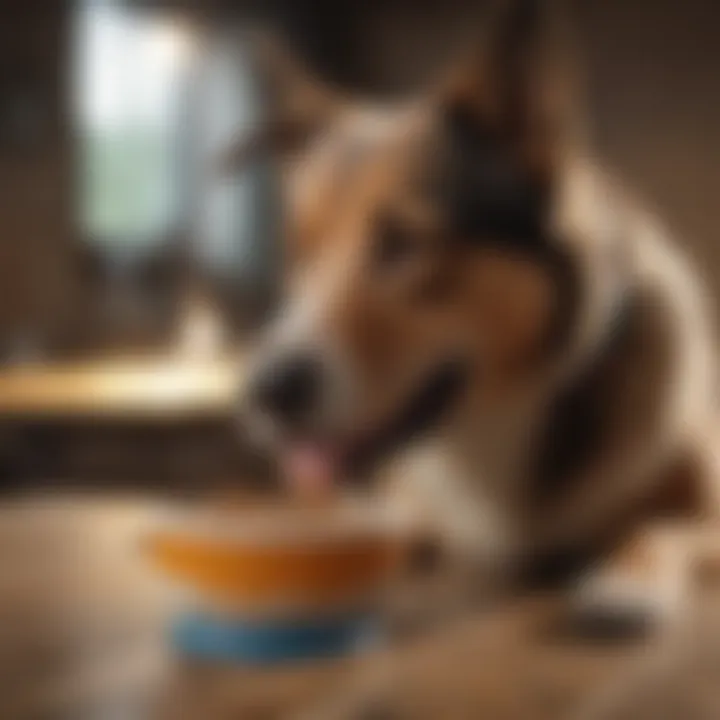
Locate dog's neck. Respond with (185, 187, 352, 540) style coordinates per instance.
(441, 160, 634, 517)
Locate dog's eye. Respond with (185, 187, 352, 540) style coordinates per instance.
(374, 216, 418, 268)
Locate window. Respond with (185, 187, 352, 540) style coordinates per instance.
(74, 1, 192, 248)
(73, 1, 279, 337)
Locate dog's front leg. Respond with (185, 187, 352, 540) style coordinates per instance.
(567, 522, 700, 637)
(383, 537, 510, 640)
(531, 435, 720, 634)
(379, 446, 519, 636)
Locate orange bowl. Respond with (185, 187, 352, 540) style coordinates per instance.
(145, 500, 406, 615)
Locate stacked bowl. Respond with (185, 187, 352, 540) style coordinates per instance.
(146, 500, 405, 664)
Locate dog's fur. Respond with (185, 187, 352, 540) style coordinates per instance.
(231, 1, 719, 628)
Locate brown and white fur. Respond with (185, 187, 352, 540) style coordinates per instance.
(230, 1, 720, 633)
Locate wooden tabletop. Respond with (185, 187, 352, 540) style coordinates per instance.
(0, 356, 242, 420)
(1, 495, 715, 720)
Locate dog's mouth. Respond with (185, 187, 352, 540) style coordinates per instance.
(279, 359, 469, 494)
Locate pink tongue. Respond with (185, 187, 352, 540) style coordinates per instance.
(282, 445, 338, 496)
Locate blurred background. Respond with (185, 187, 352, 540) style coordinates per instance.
(0, 0, 717, 490)
(0, 1, 718, 717)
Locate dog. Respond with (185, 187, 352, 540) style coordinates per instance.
(227, 0, 720, 636)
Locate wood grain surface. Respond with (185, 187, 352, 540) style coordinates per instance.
(1, 496, 718, 719)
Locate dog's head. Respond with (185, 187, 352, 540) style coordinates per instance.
(231, 1, 605, 488)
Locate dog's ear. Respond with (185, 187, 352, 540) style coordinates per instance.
(215, 33, 343, 176)
(436, 0, 582, 178)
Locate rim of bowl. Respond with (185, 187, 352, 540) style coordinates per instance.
(148, 497, 414, 548)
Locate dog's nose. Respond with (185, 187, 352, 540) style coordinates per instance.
(252, 353, 323, 425)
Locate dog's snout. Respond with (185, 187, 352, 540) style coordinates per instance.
(252, 353, 323, 424)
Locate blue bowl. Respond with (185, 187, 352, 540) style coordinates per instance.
(171, 610, 382, 664)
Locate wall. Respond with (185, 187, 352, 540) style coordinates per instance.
(0, 6, 73, 346)
(579, 0, 720, 299)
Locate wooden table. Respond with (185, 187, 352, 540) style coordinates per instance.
(0, 355, 241, 420)
(0, 356, 263, 489)
(1, 495, 717, 720)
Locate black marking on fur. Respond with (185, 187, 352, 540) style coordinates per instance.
(531, 293, 637, 505)
(344, 360, 468, 481)
(439, 104, 550, 244)
(430, 102, 581, 360)
(518, 544, 603, 590)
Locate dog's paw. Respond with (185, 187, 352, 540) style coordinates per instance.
(567, 533, 686, 640)
(569, 573, 673, 639)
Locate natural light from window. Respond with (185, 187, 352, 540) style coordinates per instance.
(75, 1, 193, 247)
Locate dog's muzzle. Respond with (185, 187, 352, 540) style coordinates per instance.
(245, 347, 468, 491)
